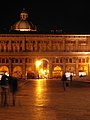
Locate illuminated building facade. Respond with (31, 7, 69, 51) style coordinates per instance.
(0, 10, 90, 79)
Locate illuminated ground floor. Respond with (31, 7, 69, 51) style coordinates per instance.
(0, 54, 90, 80)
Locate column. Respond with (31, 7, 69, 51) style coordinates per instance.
(63, 39, 65, 51)
(49, 40, 52, 52)
(22, 37, 25, 51)
(76, 57, 79, 78)
(76, 39, 78, 51)
(9, 58, 13, 75)
(22, 58, 26, 79)
(35, 40, 38, 51)
(8, 40, 12, 51)
(63, 57, 66, 73)
(49, 58, 53, 79)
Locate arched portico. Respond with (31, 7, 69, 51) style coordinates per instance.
(13, 66, 22, 78)
(35, 58, 49, 79)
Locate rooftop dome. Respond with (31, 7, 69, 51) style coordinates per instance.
(11, 9, 37, 31)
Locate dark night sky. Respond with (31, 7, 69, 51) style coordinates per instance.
(0, 0, 90, 33)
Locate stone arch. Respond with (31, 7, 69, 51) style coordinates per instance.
(0, 66, 9, 74)
(36, 58, 49, 79)
(66, 65, 75, 76)
(78, 65, 88, 76)
(54, 66, 62, 71)
(52, 65, 63, 78)
(26, 67, 35, 79)
(13, 66, 22, 78)
(0, 66, 9, 79)
(40, 58, 49, 63)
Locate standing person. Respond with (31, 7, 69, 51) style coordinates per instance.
(61, 73, 67, 91)
(70, 74, 73, 82)
(8, 76, 18, 106)
(1, 74, 9, 106)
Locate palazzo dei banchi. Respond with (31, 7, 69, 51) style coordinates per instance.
(0, 9, 90, 80)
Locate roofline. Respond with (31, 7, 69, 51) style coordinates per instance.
(0, 33, 90, 37)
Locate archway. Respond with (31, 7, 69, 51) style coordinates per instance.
(52, 66, 62, 78)
(36, 59, 49, 79)
(0, 66, 9, 80)
(66, 65, 75, 76)
(78, 65, 88, 77)
(26, 67, 35, 79)
(13, 66, 22, 78)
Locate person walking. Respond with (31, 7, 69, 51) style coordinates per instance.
(8, 76, 18, 106)
(61, 73, 67, 91)
(1, 74, 9, 106)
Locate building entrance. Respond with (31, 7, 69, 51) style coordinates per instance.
(52, 66, 62, 78)
(36, 59, 49, 79)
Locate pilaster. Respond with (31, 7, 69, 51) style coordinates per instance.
(22, 58, 26, 79)
(49, 58, 53, 78)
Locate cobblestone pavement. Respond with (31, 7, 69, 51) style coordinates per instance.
(0, 79, 90, 120)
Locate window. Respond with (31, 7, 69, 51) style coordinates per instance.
(20, 59, 22, 63)
(79, 59, 81, 63)
(56, 58, 59, 63)
(15, 59, 18, 63)
(65, 58, 68, 63)
(2, 59, 5, 63)
(60, 58, 62, 63)
(86, 57, 89, 63)
(69, 58, 72, 63)
(82, 58, 85, 63)
(6, 59, 9, 63)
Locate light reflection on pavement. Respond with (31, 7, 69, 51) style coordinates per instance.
(0, 79, 90, 120)
(34, 79, 48, 107)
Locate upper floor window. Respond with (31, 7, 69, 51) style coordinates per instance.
(69, 58, 72, 63)
(56, 58, 59, 63)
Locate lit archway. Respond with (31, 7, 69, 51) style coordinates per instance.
(26, 67, 35, 79)
(36, 59, 49, 79)
(13, 66, 22, 78)
(0, 66, 9, 73)
(53, 66, 62, 78)
(0, 66, 9, 79)
(78, 65, 88, 76)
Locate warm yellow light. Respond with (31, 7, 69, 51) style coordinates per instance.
(36, 60, 41, 67)
(47, 70, 49, 73)
(44, 70, 46, 72)
(40, 69, 43, 72)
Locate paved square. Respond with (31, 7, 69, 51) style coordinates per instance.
(0, 79, 90, 120)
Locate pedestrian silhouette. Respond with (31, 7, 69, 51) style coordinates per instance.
(0, 74, 9, 106)
(61, 73, 67, 91)
(70, 74, 73, 82)
(8, 76, 18, 106)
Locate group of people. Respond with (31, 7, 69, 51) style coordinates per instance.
(0, 74, 18, 106)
